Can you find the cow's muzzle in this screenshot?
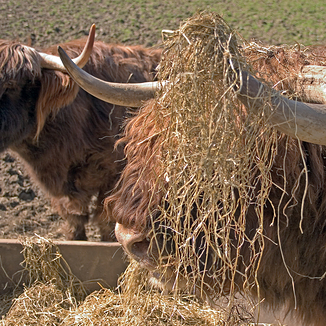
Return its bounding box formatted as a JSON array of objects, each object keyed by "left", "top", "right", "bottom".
[{"left": 115, "top": 223, "right": 154, "bottom": 269}]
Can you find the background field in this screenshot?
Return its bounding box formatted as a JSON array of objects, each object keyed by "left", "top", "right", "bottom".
[
  {"left": 1, "top": 0, "right": 326, "bottom": 47},
  {"left": 0, "top": 0, "right": 325, "bottom": 241}
]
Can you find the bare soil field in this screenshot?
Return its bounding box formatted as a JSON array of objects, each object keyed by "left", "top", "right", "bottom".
[
  {"left": 0, "top": 151, "right": 102, "bottom": 241},
  {"left": 0, "top": 0, "right": 325, "bottom": 242}
]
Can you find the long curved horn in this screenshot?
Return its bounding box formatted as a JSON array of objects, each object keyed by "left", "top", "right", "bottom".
[
  {"left": 58, "top": 41, "right": 326, "bottom": 145},
  {"left": 237, "top": 70, "right": 326, "bottom": 145},
  {"left": 32, "top": 24, "right": 96, "bottom": 72},
  {"left": 58, "top": 46, "right": 159, "bottom": 107}
]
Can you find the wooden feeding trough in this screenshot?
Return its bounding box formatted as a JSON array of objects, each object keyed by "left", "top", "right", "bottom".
[
  {"left": 0, "top": 239, "right": 300, "bottom": 325},
  {"left": 0, "top": 239, "right": 128, "bottom": 294}
]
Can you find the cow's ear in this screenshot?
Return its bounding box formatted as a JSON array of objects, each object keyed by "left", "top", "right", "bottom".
[{"left": 35, "top": 70, "right": 79, "bottom": 138}]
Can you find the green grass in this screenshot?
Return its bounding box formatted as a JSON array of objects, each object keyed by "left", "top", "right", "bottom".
[{"left": 0, "top": 0, "right": 325, "bottom": 47}]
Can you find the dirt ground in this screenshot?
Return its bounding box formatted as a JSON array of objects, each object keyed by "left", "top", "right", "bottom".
[{"left": 0, "top": 151, "right": 101, "bottom": 241}]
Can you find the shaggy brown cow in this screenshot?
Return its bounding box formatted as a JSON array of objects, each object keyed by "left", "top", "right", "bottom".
[
  {"left": 0, "top": 27, "right": 161, "bottom": 240},
  {"left": 59, "top": 20, "right": 326, "bottom": 326}
]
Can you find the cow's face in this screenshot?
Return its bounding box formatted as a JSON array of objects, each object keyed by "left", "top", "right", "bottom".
[
  {"left": 114, "top": 201, "right": 230, "bottom": 297},
  {"left": 0, "top": 76, "right": 40, "bottom": 152},
  {"left": 115, "top": 221, "right": 191, "bottom": 293}
]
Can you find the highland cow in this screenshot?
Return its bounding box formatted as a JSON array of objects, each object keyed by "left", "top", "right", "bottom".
[
  {"left": 59, "top": 20, "right": 326, "bottom": 326},
  {"left": 0, "top": 26, "right": 161, "bottom": 240}
]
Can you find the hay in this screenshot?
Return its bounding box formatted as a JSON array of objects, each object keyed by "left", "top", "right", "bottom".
[
  {"left": 2, "top": 282, "right": 75, "bottom": 326},
  {"left": 1, "top": 236, "right": 85, "bottom": 325},
  {"left": 145, "top": 11, "right": 279, "bottom": 301},
  {"left": 63, "top": 261, "right": 248, "bottom": 326},
  {"left": 20, "top": 235, "right": 87, "bottom": 301},
  {"left": 0, "top": 290, "right": 23, "bottom": 319},
  {"left": 1, "top": 238, "right": 255, "bottom": 325}
]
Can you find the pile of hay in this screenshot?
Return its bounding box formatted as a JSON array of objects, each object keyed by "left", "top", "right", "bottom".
[
  {"left": 1, "top": 236, "right": 86, "bottom": 325},
  {"left": 146, "top": 11, "right": 278, "bottom": 300},
  {"left": 1, "top": 237, "right": 254, "bottom": 325}
]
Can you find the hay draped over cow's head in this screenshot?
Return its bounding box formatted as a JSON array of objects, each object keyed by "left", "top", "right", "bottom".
[{"left": 143, "top": 12, "right": 284, "bottom": 299}]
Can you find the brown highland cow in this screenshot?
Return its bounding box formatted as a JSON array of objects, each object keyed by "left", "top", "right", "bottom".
[
  {"left": 0, "top": 25, "right": 161, "bottom": 240},
  {"left": 59, "top": 14, "right": 326, "bottom": 326}
]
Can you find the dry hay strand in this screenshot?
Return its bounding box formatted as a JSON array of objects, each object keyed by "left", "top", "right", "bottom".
[
  {"left": 142, "top": 11, "right": 280, "bottom": 303},
  {"left": 62, "top": 260, "right": 253, "bottom": 326},
  {"left": 0, "top": 289, "right": 24, "bottom": 319},
  {"left": 2, "top": 282, "right": 75, "bottom": 326},
  {"left": 20, "top": 235, "right": 86, "bottom": 300},
  {"left": 1, "top": 236, "right": 86, "bottom": 325}
]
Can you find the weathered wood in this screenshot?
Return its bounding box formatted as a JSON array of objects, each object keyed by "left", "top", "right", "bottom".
[{"left": 297, "top": 65, "right": 326, "bottom": 103}]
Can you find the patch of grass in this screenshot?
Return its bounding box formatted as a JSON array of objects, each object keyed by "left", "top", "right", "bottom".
[{"left": 0, "top": 0, "right": 325, "bottom": 47}]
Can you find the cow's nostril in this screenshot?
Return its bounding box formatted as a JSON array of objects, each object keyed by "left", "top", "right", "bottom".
[
  {"left": 131, "top": 238, "right": 150, "bottom": 259},
  {"left": 115, "top": 222, "right": 150, "bottom": 262}
]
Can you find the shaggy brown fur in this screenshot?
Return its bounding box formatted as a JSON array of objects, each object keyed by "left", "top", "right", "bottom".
[
  {"left": 108, "top": 45, "right": 326, "bottom": 326},
  {"left": 0, "top": 37, "right": 161, "bottom": 240}
]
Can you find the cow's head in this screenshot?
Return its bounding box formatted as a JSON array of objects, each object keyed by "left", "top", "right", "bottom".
[
  {"left": 58, "top": 17, "right": 326, "bottom": 300},
  {"left": 0, "top": 25, "right": 95, "bottom": 152}
]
